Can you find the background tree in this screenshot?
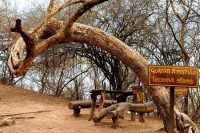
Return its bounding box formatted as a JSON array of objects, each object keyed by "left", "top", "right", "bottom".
[{"left": 0, "top": 0, "right": 22, "bottom": 84}]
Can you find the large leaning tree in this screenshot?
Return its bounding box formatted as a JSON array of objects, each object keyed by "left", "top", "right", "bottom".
[{"left": 7, "top": 0, "right": 198, "bottom": 132}]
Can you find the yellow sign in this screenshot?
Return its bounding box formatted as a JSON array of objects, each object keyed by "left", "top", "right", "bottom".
[
  {"left": 132, "top": 86, "right": 144, "bottom": 103},
  {"left": 175, "top": 87, "right": 189, "bottom": 96},
  {"left": 148, "top": 65, "right": 199, "bottom": 87},
  {"left": 166, "top": 87, "right": 189, "bottom": 96},
  {"left": 136, "top": 91, "right": 143, "bottom": 103}
]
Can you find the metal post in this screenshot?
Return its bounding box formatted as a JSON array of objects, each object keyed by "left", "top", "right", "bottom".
[{"left": 169, "top": 86, "right": 175, "bottom": 133}]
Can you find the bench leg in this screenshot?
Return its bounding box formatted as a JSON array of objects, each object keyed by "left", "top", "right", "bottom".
[
  {"left": 73, "top": 108, "right": 81, "bottom": 117},
  {"left": 112, "top": 115, "right": 119, "bottom": 128},
  {"left": 88, "top": 94, "right": 97, "bottom": 121},
  {"left": 131, "top": 112, "right": 136, "bottom": 121},
  {"left": 139, "top": 113, "right": 145, "bottom": 122}
]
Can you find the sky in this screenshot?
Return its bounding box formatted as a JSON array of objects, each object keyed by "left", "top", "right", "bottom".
[{"left": 9, "top": 0, "right": 49, "bottom": 12}]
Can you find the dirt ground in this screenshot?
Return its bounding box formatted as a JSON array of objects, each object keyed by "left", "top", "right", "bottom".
[{"left": 0, "top": 84, "right": 198, "bottom": 133}]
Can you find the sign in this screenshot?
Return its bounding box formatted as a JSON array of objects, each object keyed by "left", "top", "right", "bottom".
[
  {"left": 166, "top": 87, "right": 189, "bottom": 96},
  {"left": 148, "top": 65, "right": 199, "bottom": 87},
  {"left": 136, "top": 91, "right": 143, "bottom": 103},
  {"left": 175, "top": 87, "right": 189, "bottom": 96},
  {"left": 132, "top": 86, "right": 144, "bottom": 103},
  {"left": 148, "top": 65, "right": 199, "bottom": 133}
]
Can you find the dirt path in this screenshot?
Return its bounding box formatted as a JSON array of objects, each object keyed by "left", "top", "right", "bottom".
[{"left": 0, "top": 84, "right": 166, "bottom": 133}]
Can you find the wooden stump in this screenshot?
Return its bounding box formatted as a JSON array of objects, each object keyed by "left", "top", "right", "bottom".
[{"left": 93, "top": 101, "right": 156, "bottom": 128}]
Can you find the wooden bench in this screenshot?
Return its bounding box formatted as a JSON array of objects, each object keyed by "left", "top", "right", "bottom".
[
  {"left": 93, "top": 101, "right": 157, "bottom": 128},
  {"left": 68, "top": 100, "right": 117, "bottom": 117},
  {"left": 88, "top": 89, "right": 136, "bottom": 120}
]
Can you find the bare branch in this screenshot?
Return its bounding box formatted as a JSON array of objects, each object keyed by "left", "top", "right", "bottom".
[
  {"left": 47, "top": 0, "right": 59, "bottom": 13},
  {"left": 166, "top": 0, "right": 192, "bottom": 65},
  {"left": 10, "top": 19, "right": 35, "bottom": 56},
  {"left": 10, "top": 19, "right": 22, "bottom": 33},
  {"left": 33, "top": 0, "right": 87, "bottom": 37},
  {"left": 61, "top": 0, "right": 108, "bottom": 32},
  {"left": 166, "top": 1, "right": 181, "bottom": 47},
  {"left": 169, "top": 0, "right": 183, "bottom": 22},
  {"left": 183, "top": 0, "right": 193, "bottom": 21},
  {"left": 182, "top": 0, "right": 200, "bottom": 19}
]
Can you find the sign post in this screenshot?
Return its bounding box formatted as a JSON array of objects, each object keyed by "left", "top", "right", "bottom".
[
  {"left": 169, "top": 86, "right": 175, "bottom": 133},
  {"left": 148, "top": 65, "right": 199, "bottom": 133}
]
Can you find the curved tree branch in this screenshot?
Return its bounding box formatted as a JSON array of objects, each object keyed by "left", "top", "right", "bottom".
[{"left": 9, "top": 0, "right": 108, "bottom": 76}]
